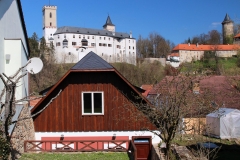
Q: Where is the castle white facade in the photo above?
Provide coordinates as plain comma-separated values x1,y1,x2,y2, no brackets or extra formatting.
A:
42,6,136,65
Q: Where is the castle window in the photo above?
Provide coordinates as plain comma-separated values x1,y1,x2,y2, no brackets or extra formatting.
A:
133,47,134,50
108,44,112,47
81,39,88,46
72,42,76,46
50,22,52,26
99,43,102,46
56,42,61,46
50,12,52,18
109,38,110,40
64,34,66,38
73,35,75,38
69,52,71,55
63,39,68,48
103,43,107,47
92,36,94,39
88,36,89,39
116,45,121,49
91,43,95,46
79,35,81,38
129,46,131,49
58,35,59,39
104,37,106,40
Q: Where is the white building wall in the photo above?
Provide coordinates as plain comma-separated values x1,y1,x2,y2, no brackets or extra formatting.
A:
54,33,136,65
35,131,161,144
4,40,28,102
0,0,29,103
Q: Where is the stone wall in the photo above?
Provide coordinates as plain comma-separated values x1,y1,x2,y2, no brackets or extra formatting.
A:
11,103,35,155
151,143,163,160
143,58,166,67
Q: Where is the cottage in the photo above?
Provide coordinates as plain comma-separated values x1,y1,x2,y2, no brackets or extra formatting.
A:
31,52,160,147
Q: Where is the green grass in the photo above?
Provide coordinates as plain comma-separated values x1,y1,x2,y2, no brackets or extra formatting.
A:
180,57,240,75
20,152,129,160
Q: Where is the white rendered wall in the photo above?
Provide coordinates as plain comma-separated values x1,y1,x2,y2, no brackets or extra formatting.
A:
0,0,29,103
53,33,136,65
35,131,161,144
4,40,28,103
43,27,57,44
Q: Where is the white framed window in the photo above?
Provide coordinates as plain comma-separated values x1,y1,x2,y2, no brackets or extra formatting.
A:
82,92,104,115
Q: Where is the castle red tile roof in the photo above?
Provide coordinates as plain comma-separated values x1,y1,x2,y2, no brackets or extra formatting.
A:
173,44,239,51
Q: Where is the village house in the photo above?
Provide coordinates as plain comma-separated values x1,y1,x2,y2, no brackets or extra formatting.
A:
0,0,34,154
145,76,240,134
30,51,160,152
169,44,239,66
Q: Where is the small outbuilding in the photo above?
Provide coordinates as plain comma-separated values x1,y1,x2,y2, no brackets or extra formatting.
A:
206,108,240,139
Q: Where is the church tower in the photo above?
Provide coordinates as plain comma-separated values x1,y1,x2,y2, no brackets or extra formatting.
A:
222,13,234,44
103,15,115,32
42,5,57,45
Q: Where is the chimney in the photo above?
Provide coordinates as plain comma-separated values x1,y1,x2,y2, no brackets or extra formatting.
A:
196,43,198,47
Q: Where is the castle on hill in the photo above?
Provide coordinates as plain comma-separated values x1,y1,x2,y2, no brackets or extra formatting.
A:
42,5,136,65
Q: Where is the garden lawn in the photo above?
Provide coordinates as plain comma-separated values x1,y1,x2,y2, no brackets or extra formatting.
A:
20,152,129,160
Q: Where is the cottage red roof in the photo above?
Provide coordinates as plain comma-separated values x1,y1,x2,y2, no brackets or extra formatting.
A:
150,76,240,109
234,33,240,38
141,84,153,97
170,53,179,57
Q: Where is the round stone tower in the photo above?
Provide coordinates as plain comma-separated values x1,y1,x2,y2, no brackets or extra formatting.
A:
222,13,234,44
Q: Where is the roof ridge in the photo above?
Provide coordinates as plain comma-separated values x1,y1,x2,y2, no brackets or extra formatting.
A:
71,51,113,70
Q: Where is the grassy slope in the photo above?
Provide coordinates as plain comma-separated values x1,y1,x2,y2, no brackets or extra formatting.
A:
20,152,129,160
181,57,240,75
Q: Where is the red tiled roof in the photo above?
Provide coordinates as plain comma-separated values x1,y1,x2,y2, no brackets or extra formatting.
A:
29,96,42,107
173,44,240,51
234,33,240,38
141,84,153,97
150,76,240,109
170,53,179,57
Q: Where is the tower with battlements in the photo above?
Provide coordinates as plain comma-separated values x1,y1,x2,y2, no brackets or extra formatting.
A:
42,5,57,45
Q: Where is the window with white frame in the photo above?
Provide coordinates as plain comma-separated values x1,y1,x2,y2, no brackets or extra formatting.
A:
82,92,104,115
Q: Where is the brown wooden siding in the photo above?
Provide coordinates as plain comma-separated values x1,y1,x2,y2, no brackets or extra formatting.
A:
33,71,156,132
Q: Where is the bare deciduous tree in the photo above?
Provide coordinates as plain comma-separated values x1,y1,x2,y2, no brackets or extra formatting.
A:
0,62,62,160
115,75,218,159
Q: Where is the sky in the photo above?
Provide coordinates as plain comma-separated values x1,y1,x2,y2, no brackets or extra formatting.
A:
21,0,240,45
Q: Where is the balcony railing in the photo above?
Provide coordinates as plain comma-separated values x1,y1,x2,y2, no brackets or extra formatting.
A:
24,140,129,152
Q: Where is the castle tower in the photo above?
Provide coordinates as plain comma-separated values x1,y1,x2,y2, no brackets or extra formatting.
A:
103,15,115,32
222,13,234,44
42,5,57,45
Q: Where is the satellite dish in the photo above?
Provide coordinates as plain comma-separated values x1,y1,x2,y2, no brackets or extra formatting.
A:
26,57,43,74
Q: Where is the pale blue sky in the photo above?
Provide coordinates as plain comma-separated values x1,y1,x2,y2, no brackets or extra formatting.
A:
21,0,240,45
